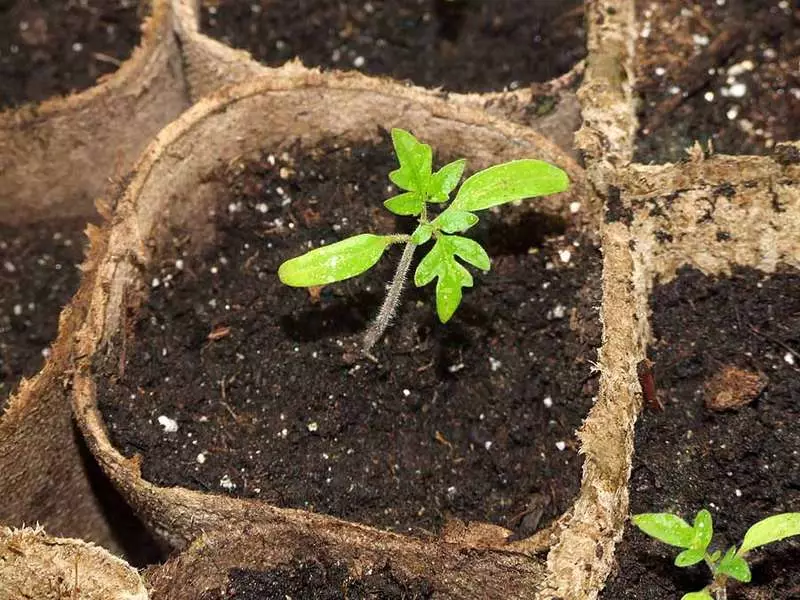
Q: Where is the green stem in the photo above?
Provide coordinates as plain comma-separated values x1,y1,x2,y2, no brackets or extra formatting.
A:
362,240,417,358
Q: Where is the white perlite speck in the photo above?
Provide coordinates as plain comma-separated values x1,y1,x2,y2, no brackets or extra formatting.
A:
219,474,236,491
307,421,319,432
543,396,553,408
785,352,796,366
555,441,567,451
196,452,207,464
489,357,502,372
559,249,572,263
157,415,178,433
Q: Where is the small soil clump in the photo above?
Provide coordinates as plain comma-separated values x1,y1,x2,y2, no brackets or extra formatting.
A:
201,0,586,93
0,0,144,109
635,0,799,162
97,134,601,538
602,266,800,600
0,219,87,409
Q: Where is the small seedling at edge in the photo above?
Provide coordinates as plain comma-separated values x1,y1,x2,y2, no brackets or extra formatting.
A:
632,509,800,600
278,128,569,357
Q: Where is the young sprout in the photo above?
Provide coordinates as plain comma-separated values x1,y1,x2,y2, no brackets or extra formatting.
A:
278,128,569,356
632,509,800,600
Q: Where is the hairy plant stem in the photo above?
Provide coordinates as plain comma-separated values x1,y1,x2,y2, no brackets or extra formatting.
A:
362,240,417,358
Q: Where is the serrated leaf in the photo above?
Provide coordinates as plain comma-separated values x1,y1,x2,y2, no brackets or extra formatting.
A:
681,591,713,600
384,191,424,216
414,239,446,287
448,235,490,271
739,513,800,555
411,223,433,245
434,208,479,233
691,509,714,552
632,513,695,548
452,159,569,212
389,128,432,193
675,548,705,567
278,234,392,287
427,159,466,202
436,260,472,323
717,547,751,582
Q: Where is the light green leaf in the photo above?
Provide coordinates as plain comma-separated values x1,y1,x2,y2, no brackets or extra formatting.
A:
411,223,433,245
448,235,490,271
740,513,800,555
436,260,472,323
709,550,722,562
452,159,569,212
434,208,479,233
675,548,705,567
717,547,751,582
691,509,714,552
389,128,432,193
427,159,466,202
384,191,424,216
278,234,392,287
414,238,446,287
632,513,695,548
681,590,713,600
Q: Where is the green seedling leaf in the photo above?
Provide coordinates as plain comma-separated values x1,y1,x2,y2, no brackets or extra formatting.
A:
691,509,714,552
632,513,695,548
278,234,393,287
717,547,751,582
739,513,800,555
427,159,466,202
413,237,475,323
434,208,479,233
675,548,706,567
448,236,490,271
385,191,424,216
709,550,722,562
681,590,713,600
452,159,569,212
411,223,433,245
389,128,432,193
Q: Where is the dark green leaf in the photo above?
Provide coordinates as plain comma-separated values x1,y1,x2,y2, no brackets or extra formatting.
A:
740,513,800,555
427,159,466,202
632,513,695,548
717,547,751,582
448,235,490,271
675,549,705,567
278,234,393,287
452,159,569,212
384,191,424,216
434,208,479,233
389,128,432,193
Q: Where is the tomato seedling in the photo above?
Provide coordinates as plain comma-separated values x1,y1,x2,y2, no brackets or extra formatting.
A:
278,128,569,355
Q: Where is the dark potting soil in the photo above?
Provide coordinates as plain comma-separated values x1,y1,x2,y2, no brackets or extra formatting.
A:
635,0,800,163
199,560,433,600
602,266,800,600
97,135,601,537
0,0,143,109
200,0,586,93
0,219,87,409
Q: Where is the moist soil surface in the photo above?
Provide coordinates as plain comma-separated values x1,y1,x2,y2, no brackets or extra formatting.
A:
0,219,87,409
200,0,586,93
0,0,143,109
635,0,799,163
97,134,601,537
199,560,433,600
602,266,800,600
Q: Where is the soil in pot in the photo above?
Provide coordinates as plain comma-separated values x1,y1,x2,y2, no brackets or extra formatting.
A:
200,0,586,93
602,266,800,599
0,218,87,409
0,0,144,109
96,133,601,538
635,0,799,163
198,559,433,600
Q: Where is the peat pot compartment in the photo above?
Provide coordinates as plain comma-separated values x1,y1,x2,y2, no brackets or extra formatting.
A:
200,0,586,93
95,134,601,540
602,266,800,600
634,0,799,163
0,219,87,410
0,0,146,109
